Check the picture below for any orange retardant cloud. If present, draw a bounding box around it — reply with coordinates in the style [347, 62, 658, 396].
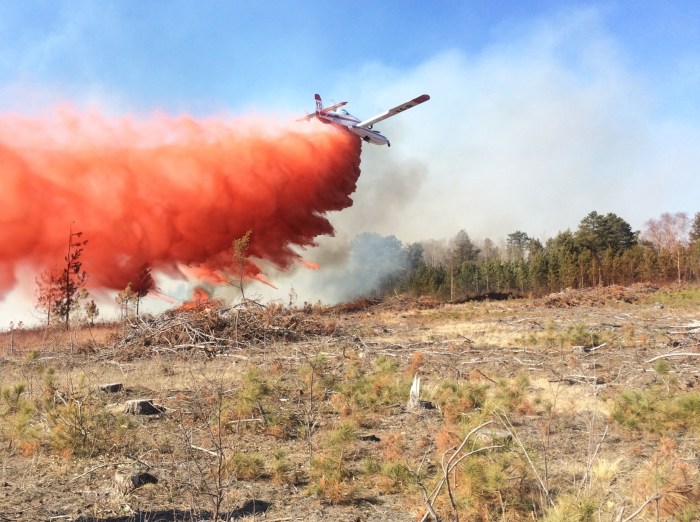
[0, 108, 361, 296]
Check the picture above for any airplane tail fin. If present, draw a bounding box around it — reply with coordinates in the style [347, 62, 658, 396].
[297, 95, 324, 122]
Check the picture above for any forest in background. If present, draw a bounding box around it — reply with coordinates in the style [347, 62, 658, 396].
[28, 210, 700, 328]
[340, 210, 700, 302]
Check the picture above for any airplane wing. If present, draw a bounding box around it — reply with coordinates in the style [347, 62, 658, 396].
[356, 94, 430, 128]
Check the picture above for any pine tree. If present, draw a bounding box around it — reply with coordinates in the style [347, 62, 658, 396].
[131, 264, 154, 316]
[84, 299, 99, 325]
[689, 212, 700, 244]
[57, 226, 88, 329]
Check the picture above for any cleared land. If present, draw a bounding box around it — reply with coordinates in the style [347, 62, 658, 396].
[1, 284, 699, 521]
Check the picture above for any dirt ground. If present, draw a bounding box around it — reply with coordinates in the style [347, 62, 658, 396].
[1, 285, 699, 521]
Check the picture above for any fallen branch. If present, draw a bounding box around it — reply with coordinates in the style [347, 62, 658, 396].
[645, 352, 700, 363]
[70, 462, 116, 483]
[190, 444, 219, 457]
[572, 342, 607, 353]
[226, 417, 264, 425]
[579, 424, 609, 492]
[475, 369, 497, 383]
[549, 375, 605, 385]
[614, 492, 662, 522]
[418, 482, 439, 522]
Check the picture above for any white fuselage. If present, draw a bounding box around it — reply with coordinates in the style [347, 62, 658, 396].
[304, 92, 428, 146]
[317, 109, 390, 146]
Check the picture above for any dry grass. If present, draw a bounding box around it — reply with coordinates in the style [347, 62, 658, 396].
[1, 288, 700, 521]
[2, 322, 119, 356]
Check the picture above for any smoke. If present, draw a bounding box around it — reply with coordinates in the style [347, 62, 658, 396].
[0, 108, 361, 298]
[328, 9, 700, 244]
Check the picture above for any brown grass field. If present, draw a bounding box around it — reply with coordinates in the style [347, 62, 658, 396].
[1, 284, 699, 521]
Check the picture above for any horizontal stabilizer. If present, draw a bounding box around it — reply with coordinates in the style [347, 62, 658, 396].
[319, 100, 348, 114]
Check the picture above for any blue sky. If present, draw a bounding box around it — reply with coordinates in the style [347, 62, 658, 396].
[2, 1, 698, 117]
[1, 1, 700, 318]
[2, 1, 546, 110]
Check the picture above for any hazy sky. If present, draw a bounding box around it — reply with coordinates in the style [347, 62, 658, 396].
[1, 1, 699, 321]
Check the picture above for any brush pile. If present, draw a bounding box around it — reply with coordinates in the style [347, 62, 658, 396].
[542, 283, 658, 308]
[327, 294, 440, 314]
[112, 300, 342, 359]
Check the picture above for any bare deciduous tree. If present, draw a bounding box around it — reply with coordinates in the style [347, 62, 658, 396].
[35, 266, 63, 326]
[116, 283, 137, 320]
[224, 230, 252, 300]
[643, 212, 689, 283]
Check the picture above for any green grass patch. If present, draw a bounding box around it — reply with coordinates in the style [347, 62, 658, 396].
[611, 389, 700, 433]
[643, 286, 700, 308]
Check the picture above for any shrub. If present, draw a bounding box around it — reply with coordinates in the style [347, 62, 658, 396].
[541, 494, 596, 522]
[0, 382, 39, 452]
[225, 452, 266, 481]
[48, 401, 134, 457]
[308, 452, 356, 504]
[611, 389, 700, 433]
[234, 366, 272, 419]
[426, 379, 488, 425]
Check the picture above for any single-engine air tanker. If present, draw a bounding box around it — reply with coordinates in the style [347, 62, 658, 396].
[299, 93, 430, 146]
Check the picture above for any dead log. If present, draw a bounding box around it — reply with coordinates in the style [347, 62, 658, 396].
[550, 375, 605, 385]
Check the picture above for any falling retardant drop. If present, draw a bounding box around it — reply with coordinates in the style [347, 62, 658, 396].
[0, 108, 362, 297]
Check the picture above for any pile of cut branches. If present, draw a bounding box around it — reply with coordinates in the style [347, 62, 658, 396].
[111, 301, 342, 359]
[327, 294, 440, 314]
[542, 283, 658, 308]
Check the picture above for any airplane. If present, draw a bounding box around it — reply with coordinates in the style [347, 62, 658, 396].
[299, 93, 430, 146]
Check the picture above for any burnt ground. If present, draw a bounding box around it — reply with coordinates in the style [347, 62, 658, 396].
[1, 285, 699, 521]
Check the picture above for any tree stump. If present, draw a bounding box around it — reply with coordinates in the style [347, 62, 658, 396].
[123, 399, 164, 415]
[406, 374, 421, 411]
[406, 374, 436, 411]
[99, 383, 123, 393]
[112, 468, 158, 496]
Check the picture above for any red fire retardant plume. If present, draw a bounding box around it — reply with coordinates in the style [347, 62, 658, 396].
[0, 109, 361, 297]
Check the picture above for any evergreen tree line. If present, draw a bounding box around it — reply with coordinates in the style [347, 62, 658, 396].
[31, 212, 700, 324]
[368, 211, 700, 300]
